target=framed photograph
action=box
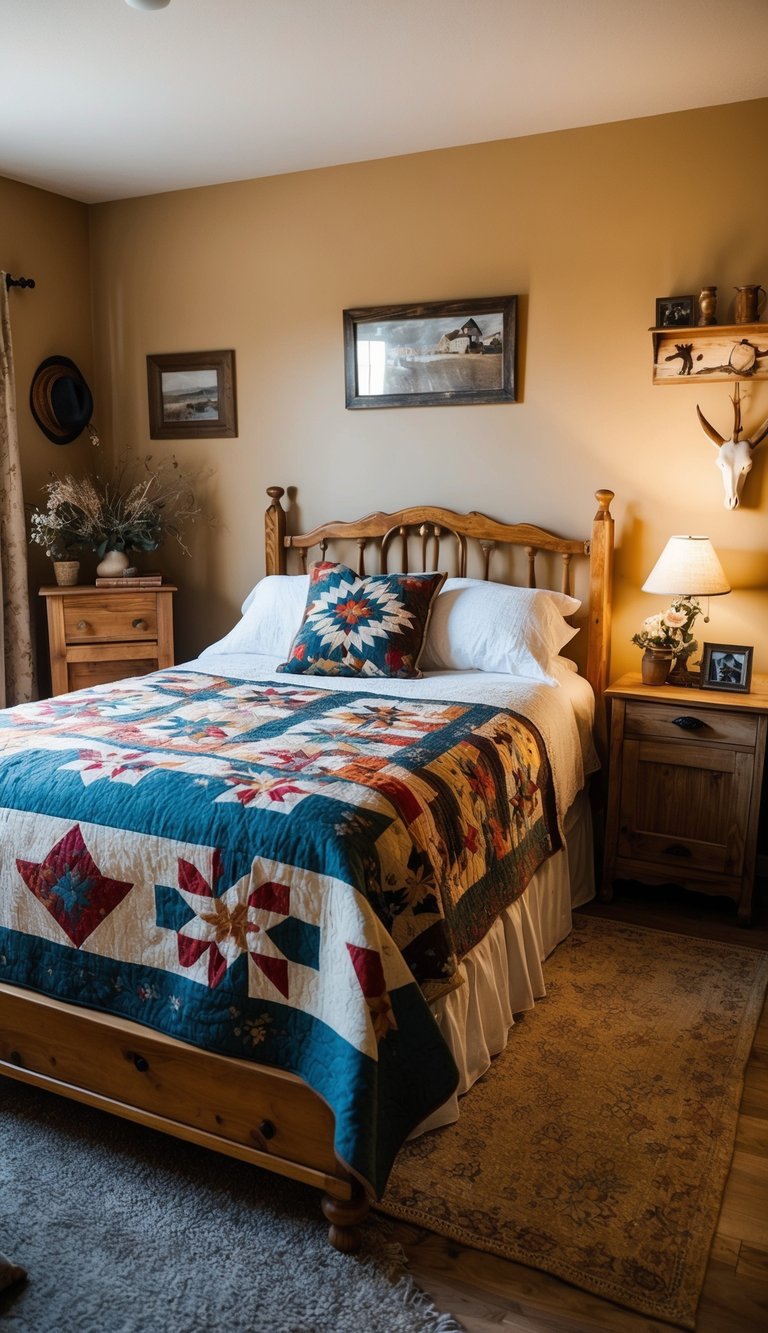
[343,296,517,409]
[655,295,696,329]
[147,350,237,439]
[701,642,753,693]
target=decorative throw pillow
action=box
[277,562,446,678]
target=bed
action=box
[0,486,614,1250]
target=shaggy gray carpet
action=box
[0,1076,461,1333]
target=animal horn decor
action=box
[696,382,768,509]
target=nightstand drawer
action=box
[63,593,158,643]
[618,738,750,875]
[624,700,758,748]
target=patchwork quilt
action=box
[0,669,560,1194]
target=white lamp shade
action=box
[642,535,730,596]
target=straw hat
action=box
[30,356,94,445]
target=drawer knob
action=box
[76,619,89,631]
[133,1053,150,1073]
[664,843,692,858]
[132,618,148,631]
[672,715,705,731]
[258,1118,276,1140]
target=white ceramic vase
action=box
[96,549,130,578]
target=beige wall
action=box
[20,99,768,676]
[1,176,93,682]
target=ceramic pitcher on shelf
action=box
[734,284,766,324]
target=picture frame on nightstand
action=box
[701,642,753,693]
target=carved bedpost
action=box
[586,488,615,766]
[585,489,614,880]
[586,489,614,702]
[265,487,287,575]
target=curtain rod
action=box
[5,275,35,290]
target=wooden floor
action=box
[387,880,768,1332]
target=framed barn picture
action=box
[343,296,517,408]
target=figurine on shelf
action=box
[698,286,717,326]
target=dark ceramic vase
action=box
[641,649,673,686]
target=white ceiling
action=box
[2,0,768,205]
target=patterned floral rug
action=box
[378,915,768,1329]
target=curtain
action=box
[0,274,34,706]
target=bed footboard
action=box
[0,983,367,1252]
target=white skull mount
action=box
[696,382,768,509]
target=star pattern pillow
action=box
[276,562,446,678]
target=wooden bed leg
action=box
[321,1179,369,1253]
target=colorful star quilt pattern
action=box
[0,668,559,1194]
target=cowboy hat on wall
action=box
[29,355,99,446]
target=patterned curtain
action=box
[0,275,34,706]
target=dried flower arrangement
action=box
[28,457,202,562]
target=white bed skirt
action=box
[416,786,594,1133]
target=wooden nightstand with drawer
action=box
[40,583,176,696]
[602,672,768,925]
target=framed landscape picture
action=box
[343,296,518,408]
[147,349,237,439]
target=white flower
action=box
[631,596,702,657]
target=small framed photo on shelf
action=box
[701,642,753,693]
[655,295,696,329]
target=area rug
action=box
[378,915,768,1329]
[0,1077,462,1333]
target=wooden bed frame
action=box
[0,487,614,1252]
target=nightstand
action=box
[602,672,768,925]
[40,584,176,696]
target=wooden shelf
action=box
[651,323,768,384]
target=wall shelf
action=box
[651,323,768,384]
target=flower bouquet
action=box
[631,596,702,684]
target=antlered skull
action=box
[696,383,768,509]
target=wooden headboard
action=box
[264,486,614,705]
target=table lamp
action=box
[642,535,731,685]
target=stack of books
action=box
[95,571,163,589]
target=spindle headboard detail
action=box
[264,486,615,704]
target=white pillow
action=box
[420,578,580,683]
[201,574,310,659]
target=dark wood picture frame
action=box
[701,642,753,693]
[655,295,696,329]
[343,296,517,409]
[147,350,237,439]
